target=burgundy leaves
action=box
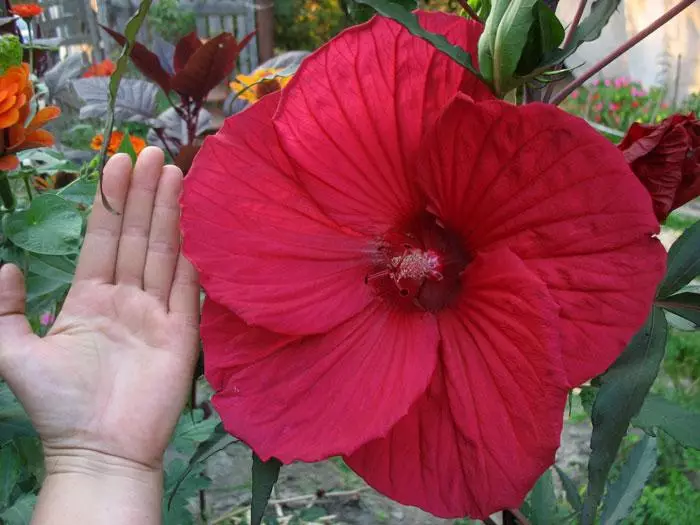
[101,27,255,104]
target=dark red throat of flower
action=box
[367,212,469,312]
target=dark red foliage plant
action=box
[101,26,254,170]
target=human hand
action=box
[0,148,200,472]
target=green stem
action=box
[0,171,16,211]
[22,172,33,202]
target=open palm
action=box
[0,149,200,469]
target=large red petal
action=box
[418,94,666,386]
[202,298,439,463]
[182,93,374,335]
[346,247,567,519]
[273,12,491,235]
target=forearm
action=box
[32,448,163,525]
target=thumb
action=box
[0,263,33,364]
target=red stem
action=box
[563,0,588,48]
[551,0,696,106]
[542,0,588,103]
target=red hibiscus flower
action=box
[10,3,43,19]
[618,113,700,222]
[181,12,666,519]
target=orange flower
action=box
[0,63,32,129]
[0,63,60,171]
[83,59,116,78]
[10,3,43,18]
[90,131,146,156]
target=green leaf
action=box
[57,172,99,208]
[171,409,220,455]
[0,383,37,446]
[354,0,480,76]
[251,453,282,525]
[528,468,558,525]
[659,222,700,297]
[581,308,667,525]
[555,465,582,512]
[27,253,76,283]
[116,131,139,164]
[166,421,237,512]
[0,493,36,525]
[600,435,657,525]
[0,445,21,508]
[657,292,700,327]
[538,0,622,70]
[3,194,82,255]
[633,395,700,449]
[516,1,565,76]
[163,457,210,525]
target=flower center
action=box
[367,212,468,312]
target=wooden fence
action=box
[36,0,261,73]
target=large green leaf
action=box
[0,493,36,525]
[27,253,76,283]
[528,468,559,525]
[251,453,282,525]
[516,1,565,76]
[0,384,36,446]
[0,445,20,508]
[581,308,667,525]
[355,0,479,75]
[633,395,700,449]
[657,292,700,327]
[659,221,700,297]
[600,436,657,525]
[3,194,82,255]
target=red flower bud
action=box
[618,113,700,222]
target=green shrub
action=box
[148,0,197,43]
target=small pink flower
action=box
[40,312,55,326]
[591,79,600,87]
[594,103,603,112]
[570,90,580,100]
[609,103,620,111]
[614,78,624,88]
[604,79,612,87]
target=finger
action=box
[74,154,132,283]
[143,165,183,304]
[168,253,200,345]
[0,264,34,368]
[115,147,164,287]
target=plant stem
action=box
[551,0,696,106]
[154,128,177,160]
[0,171,15,211]
[542,0,587,103]
[563,0,588,49]
[22,173,33,202]
[456,0,482,23]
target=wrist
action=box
[42,446,162,482]
[34,447,163,525]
